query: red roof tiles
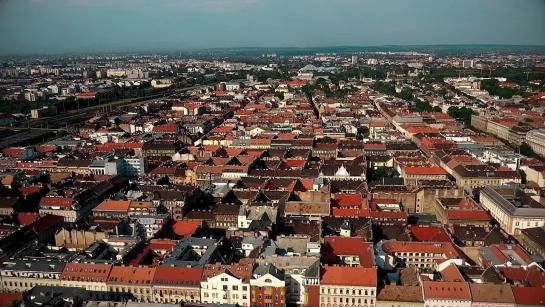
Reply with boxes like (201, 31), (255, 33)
(321, 266), (377, 287)
(423, 281), (471, 300)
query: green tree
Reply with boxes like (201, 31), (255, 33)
(519, 143), (534, 157)
(275, 92), (285, 100)
(447, 106), (475, 125)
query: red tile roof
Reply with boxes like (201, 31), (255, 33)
(488, 244), (534, 266)
(0, 292), (21, 307)
(333, 193), (365, 207)
(321, 266), (377, 287)
(153, 267), (203, 286)
(19, 185), (43, 196)
(439, 264), (465, 282)
(39, 196), (74, 209)
(94, 200), (131, 212)
(202, 262), (253, 281)
(1, 147), (24, 157)
(16, 212), (39, 226)
(62, 263), (113, 282)
(405, 166), (447, 175)
(172, 220), (201, 238)
(331, 207), (369, 218)
(422, 281), (471, 300)
(447, 210), (492, 221)
(409, 225), (452, 243)
(511, 286), (545, 305)
(322, 236), (374, 267)
(108, 266), (156, 285)
(153, 123), (178, 133)
(499, 267), (545, 287)
(369, 210), (408, 220)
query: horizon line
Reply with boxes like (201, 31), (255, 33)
(2, 43), (545, 58)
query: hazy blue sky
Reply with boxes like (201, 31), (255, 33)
(0, 0), (544, 55)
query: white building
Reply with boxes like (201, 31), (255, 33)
(480, 186), (545, 235)
(200, 262), (252, 307)
(526, 129), (545, 156)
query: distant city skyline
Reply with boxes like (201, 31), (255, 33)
(1, 0), (545, 55)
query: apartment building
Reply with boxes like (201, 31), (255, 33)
(60, 263), (112, 301)
(107, 266), (155, 302)
(526, 129), (545, 156)
(402, 166), (448, 187)
(200, 261), (253, 307)
(250, 264), (286, 307)
(376, 241), (463, 270)
(320, 266), (377, 307)
(152, 266), (203, 304)
(479, 187), (545, 235)
(422, 281), (471, 307)
(0, 258), (65, 292)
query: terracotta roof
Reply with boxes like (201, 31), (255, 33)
(369, 210), (408, 220)
(511, 286), (545, 305)
(39, 196), (74, 209)
(422, 281), (471, 300)
(499, 266), (545, 286)
(153, 123), (178, 133)
(202, 262), (253, 281)
(153, 266), (203, 286)
(94, 199), (131, 212)
(322, 236), (374, 267)
(333, 193), (365, 207)
(285, 202), (329, 216)
(332, 207), (369, 218)
(19, 185), (43, 196)
(62, 263), (113, 282)
(321, 266), (377, 287)
(0, 292), (22, 307)
(447, 210), (492, 221)
(16, 212), (39, 226)
(439, 264), (465, 282)
(470, 283), (515, 304)
(409, 225), (452, 243)
(108, 266), (156, 285)
(405, 166), (447, 175)
(172, 220), (202, 238)
(377, 285), (423, 302)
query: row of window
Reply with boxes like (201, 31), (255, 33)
(203, 292), (248, 300)
(320, 296), (375, 304)
(320, 287), (374, 296)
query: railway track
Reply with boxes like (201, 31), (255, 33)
(17, 85), (201, 129)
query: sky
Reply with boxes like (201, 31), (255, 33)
(0, 0), (544, 55)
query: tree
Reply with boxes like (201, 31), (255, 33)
(411, 100), (434, 113)
(519, 143), (534, 157)
(367, 167), (392, 182)
(447, 106), (475, 125)
(275, 92), (285, 100)
(399, 88), (414, 101)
